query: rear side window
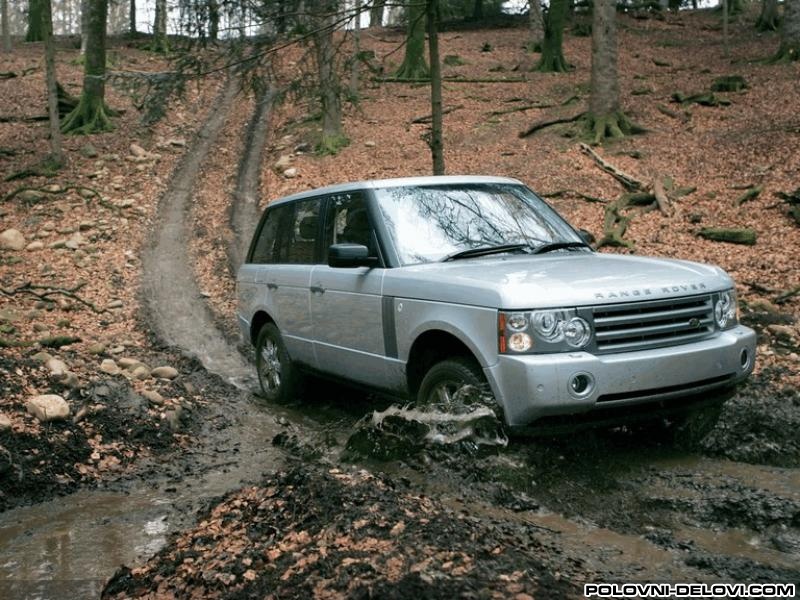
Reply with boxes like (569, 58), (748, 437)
(251, 199), (321, 264)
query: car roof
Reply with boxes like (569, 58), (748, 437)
(268, 175), (525, 206)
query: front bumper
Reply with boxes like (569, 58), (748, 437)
(484, 325), (756, 426)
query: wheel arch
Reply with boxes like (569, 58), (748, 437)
(405, 328), (485, 397)
(250, 310), (276, 345)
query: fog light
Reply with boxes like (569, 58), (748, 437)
(740, 348), (750, 370)
(569, 372), (594, 397)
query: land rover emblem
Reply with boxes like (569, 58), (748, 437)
(688, 317), (701, 329)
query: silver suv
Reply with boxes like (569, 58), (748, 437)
(237, 176), (755, 428)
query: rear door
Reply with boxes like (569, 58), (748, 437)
(250, 198), (322, 368)
(310, 192), (388, 387)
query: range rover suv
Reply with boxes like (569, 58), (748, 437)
(237, 176), (755, 429)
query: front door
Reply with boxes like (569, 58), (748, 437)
(310, 192), (387, 387)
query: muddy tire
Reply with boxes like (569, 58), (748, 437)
(671, 401), (724, 448)
(417, 357), (502, 419)
(255, 323), (302, 403)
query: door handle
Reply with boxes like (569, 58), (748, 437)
(266, 282), (278, 290)
(310, 285), (325, 295)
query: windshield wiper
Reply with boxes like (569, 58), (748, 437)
(442, 243), (531, 262)
(531, 241), (591, 255)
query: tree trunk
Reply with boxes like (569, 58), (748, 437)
(722, 0), (729, 57)
(153, 0), (168, 52)
(370, 0), (385, 27)
(42, 0), (63, 164)
(80, 0), (88, 53)
(62, 0), (114, 134)
(756, 0), (779, 31)
(2, 0), (11, 51)
(527, 0), (544, 52)
(427, 0), (444, 175)
(209, 0), (219, 39)
(471, 0), (483, 20)
(727, 0), (744, 16)
(314, 6), (346, 153)
(26, 0), (44, 41)
(588, 0), (636, 143)
(395, 0), (429, 79)
(537, 0), (569, 72)
(774, 0), (800, 61)
(129, 0), (136, 34)
(350, 0), (361, 99)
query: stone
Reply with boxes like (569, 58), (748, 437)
(165, 406), (183, 430)
(167, 138), (187, 147)
(130, 143), (147, 157)
(364, 140), (376, 147)
(118, 357), (141, 369)
(0, 229), (26, 251)
(26, 240), (44, 251)
(283, 168), (298, 179)
(151, 366), (179, 380)
(132, 365), (151, 380)
(273, 154), (292, 172)
(100, 359), (121, 375)
(750, 298), (781, 314)
(31, 351), (53, 364)
(0, 414), (11, 431)
(46, 358), (68, 377)
(17, 190), (45, 203)
(80, 143), (99, 158)
(48, 239), (68, 249)
(107, 300), (124, 309)
(87, 343), (106, 355)
(142, 390), (164, 406)
(768, 324), (796, 342)
(26, 394), (70, 422)
(61, 372), (80, 388)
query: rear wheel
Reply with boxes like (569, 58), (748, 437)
(255, 323), (302, 403)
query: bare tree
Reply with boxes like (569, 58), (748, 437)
(527, 0), (544, 52)
(80, 0), (88, 53)
(773, 0), (799, 61)
(369, 0), (385, 27)
(2, 0), (10, 51)
(396, 0), (428, 79)
(153, 0), (168, 52)
(130, 0), (136, 34)
(756, 0), (779, 31)
(587, 0), (638, 143)
(62, 0), (115, 134)
(42, 0), (63, 164)
(350, 0), (361, 99)
(427, 0), (443, 174)
(537, 0), (568, 72)
(27, 0), (44, 41)
(312, 0), (346, 153)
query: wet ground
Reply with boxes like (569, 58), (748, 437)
(1, 81), (799, 598)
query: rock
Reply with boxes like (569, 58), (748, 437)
(0, 414), (11, 431)
(167, 138), (186, 147)
(25, 240), (44, 251)
(294, 142), (312, 153)
(118, 357), (141, 369)
(26, 394), (70, 422)
(48, 239), (67, 249)
(283, 168), (298, 179)
(151, 366), (179, 380)
(64, 232), (86, 250)
(142, 390), (164, 406)
(100, 358), (121, 375)
(17, 190), (45, 203)
(31, 351), (53, 364)
(132, 365), (151, 380)
(130, 143), (147, 157)
(165, 406), (183, 430)
(33, 322), (48, 332)
(364, 140), (376, 147)
(87, 342), (106, 355)
(273, 154), (292, 172)
(61, 372), (80, 388)
(750, 298), (781, 314)
(80, 143), (99, 158)
(42, 184), (62, 193)
(0, 229), (26, 251)
(46, 358), (68, 377)
(768, 324), (796, 342)
(107, 300), (124, 309)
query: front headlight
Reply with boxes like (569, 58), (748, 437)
(499, 308), (592, 353)
(715, 289), (738, 330)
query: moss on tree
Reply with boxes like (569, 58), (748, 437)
(537, 0), (570, 72)
(395, 2), (429, 79)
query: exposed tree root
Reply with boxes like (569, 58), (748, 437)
(579, 143), (644, 191)
(0, 281), (107, 313)
(735, 185), (762, 206)
(518, 110), (585, 138)
(698, 227), (757, 245)
(672, 91), (731, 107)
(775, 188), (800, 226)
(377, 76), (526, 84)
(411, 104), (464, 124)
(710, 75), (747, 92)
(775, 285), (800, 304)
(61, 95), (118, 135)
(3, 183), (120, 212)
(585, 111), (646, 145)
(769, 43), (800, 63)
(657, 103), (690, 122)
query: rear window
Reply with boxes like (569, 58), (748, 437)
(251, 199), (321, 264)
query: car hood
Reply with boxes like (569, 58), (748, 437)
(382, 252), (733, 309)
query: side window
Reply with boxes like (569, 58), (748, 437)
(251, 199), (321, 264)
(323, 192), (375, 254)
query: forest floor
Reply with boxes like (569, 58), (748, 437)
(1, 7), (799, 598)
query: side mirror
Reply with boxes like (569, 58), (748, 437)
(578, 229), (596, 245)
(328, 243), (377, 268)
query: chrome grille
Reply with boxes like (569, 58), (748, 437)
(591, 294), (715, 354)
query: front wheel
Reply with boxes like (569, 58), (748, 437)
(417, 357), (502, 419)
(255, 323), (302, 403)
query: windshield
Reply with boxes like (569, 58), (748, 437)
(373, 184), (584, 265)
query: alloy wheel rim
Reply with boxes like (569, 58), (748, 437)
(259, 339), (282, 393)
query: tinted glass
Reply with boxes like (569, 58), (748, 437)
(251, 199), (321, 264)
(373, 184), (582, 265)
(322, 192), (375, 256)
